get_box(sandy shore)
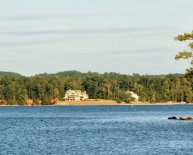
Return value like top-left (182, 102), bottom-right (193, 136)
top-left (55, 100), bottom-right (189, 106)
top-left (0, 100), bottom-right (190, 106)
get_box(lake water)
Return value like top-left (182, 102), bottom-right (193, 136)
top-left (0, 105), bottom-right (193, 155)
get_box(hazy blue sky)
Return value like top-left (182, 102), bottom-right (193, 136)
top-left (0, 0), bottom-right (193, 75)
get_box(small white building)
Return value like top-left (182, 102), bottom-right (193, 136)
top-left (64, 90), bottom-right (89, 101)
top-left (127, 91), bottom-right (139, 101)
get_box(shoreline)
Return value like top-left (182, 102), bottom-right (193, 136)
top-left (55, 100), bottom-right (190, 106)
top-left (0, 102), bottom-right (190, 107)
top-left (55, 103), bottom-right (190, 106)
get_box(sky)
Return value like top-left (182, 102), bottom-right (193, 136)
top-left (0, 0), bottom-right (193, 76)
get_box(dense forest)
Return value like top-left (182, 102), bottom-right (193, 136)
top-left (0, 70), bottom-right (192, 105)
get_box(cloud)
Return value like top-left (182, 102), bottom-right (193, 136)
top-left (1, 13), bottom-right (109, 21)
top-left (0, 40), bottom-right (55, 48)
top-left (1, 26), bottom-right (175, 36)
top-left (107, 47), bottom-right (171, 55)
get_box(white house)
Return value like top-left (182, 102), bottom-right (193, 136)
top-left (64, 90), bottom-right (89, 101)
top-left (127, 91), bottom-right (139, 101)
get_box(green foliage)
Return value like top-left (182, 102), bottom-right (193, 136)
top-left (0, 71), bottom-right (22, 78)
top-left (0, 71), bottom-right (192, 104)
top-left (115, 90), bottom-right (131, 103)
top-left (175, 31), bottom-right (193, 75)
top-left (175, 32), bottom-right (193, 41)
top-left (175, 51), bottom-right (193, 60)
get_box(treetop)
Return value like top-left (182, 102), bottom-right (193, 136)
top-left (175, 31), bottom-right (193, 41)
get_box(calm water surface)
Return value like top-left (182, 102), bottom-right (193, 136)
top-left (0, 105), bottom-right (193, 155)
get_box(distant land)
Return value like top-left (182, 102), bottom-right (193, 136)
top-left (0, 70), bottom-right (191, 106)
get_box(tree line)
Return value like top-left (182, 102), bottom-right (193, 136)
top-left (0, 70), bottom-right (192, 105)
